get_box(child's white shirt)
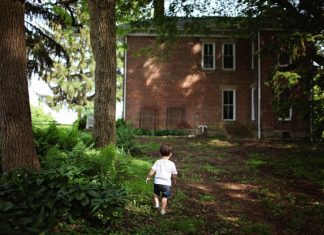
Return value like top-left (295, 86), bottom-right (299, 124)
top-left (152, 159), bottom-right (177, 186)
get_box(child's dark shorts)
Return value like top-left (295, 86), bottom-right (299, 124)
top-left (154, 184), bottom-right (172, 198)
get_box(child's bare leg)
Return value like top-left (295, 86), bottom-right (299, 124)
top-left (161, 197), bottom-right (168, 214)
top-left (153, 193), bottom-right (160, 208)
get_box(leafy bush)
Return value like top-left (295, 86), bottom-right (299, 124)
top-left (74, 115), bottom-right (87, 130)
top-left (0, 145), bottom-right (129, 233)
top-left (31, 106), bottom-right (55, 126)
top-left (116, 119), bottom-right (137, 153)
top-left (33, 123), bottom-right (94, 156)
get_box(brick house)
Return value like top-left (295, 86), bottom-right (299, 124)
top-left (123, 18), bottom-right (309, 138)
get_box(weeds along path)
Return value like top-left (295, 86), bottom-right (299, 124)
top-left (123, 136), bottom-right (324, 234)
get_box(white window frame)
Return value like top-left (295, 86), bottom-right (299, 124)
top-left (278, 90), bottom-right (293, 121)
top-left (278, 108), bottom-right (292, 121)
top-left (202, 42), bottom-right (216, 70)
top-left (222, 89), bottom-right (236, 121)
top-left (222, 43), bottom-right (236, 70)
top-left (251, 88), bottom-right (256, 121)
top-left (278, 106), bottom-right (293, 121)
top-left (278, 46), bottom-right (292, 67)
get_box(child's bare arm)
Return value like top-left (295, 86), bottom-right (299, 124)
top-left (146, 169), bottom-right (156, 183)
top-left (172, 174), bottom-right (177, 185)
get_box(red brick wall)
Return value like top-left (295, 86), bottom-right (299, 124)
top-left (125, 34), bottom-right (309, 136)
top-left (259, 32), bottom-right (309, 135)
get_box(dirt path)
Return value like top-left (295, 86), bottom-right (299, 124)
top-left (129, 136), bottom-right (324, 234)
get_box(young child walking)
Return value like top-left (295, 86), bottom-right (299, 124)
top-left (146, 144), bottom-right (177, 215)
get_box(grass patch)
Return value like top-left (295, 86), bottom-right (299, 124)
top-left (136, 141), bottom-right (160, 152)
top-left (134, 217), bottom-right (203, 235)
top-left (201, 163), bottom-right (224, 175)
top-left (199, 194), bottom-right (215, 202)
top-left (242, 222), bottom-right (272, 235)
top-left (270, 153), bottom-right (324, 187)
top-left (245, 153), bottom-right (267, 169)
top-left (215, 152), bottom-right (230, 158)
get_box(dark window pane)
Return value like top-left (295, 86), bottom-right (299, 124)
top-left (223, 106), bottom-right (229, 119)
top-left (203, 43), bottom-right (214, 68)
top-left (204, 55), bottom-right (213, 68)
top-left (224, 91), bottom-right (228, 104)
top-left (224, 44), bottom-right (233, 55)
top-left (223, 90), bottom-right (234, 120)
top-left (228, 91), bottom-right (233, 104)
top-left (228, 106), bottom-right (233, 119)
top-left (224, 56), bottom-right (233, 69)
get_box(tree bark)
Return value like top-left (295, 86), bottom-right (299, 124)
top-left (0, 0), bottom-right (40, 172)
top-left (154, 0), bottom-right (164, 21)
top-left (87, 0), bottom-right (116, 147)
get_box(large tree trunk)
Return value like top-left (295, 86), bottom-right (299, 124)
top-left (0, 0), bottom-right (40, 172)
top-left (87, 0), bottom-right (116, 147)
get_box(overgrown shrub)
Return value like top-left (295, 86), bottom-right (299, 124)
top-left (0, 145), bottom-right (129, 233)
top-left (74, 115), bottom-right (87, 130)
top-left (116, 119), bottom-right (137, 153)
top-left (33, 123), bottom-right (94, 156)
top-left (31, 106), bottom-right (55, 126)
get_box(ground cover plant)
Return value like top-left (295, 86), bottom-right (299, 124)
top-left (0, 123), bottom-right (130, 234)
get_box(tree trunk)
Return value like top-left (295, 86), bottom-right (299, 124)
top-left (87, 0), bottom-right (116, 147)
top-left (0, 0), bottom-right (40, 172)
top-left (154, 0), bottom-right (164, 21)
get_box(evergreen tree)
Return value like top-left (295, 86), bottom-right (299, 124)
top-left (38, 3), bottom-right (95, 118)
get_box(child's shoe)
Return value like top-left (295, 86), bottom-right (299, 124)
top-left (161, 209), bottom-right (166, 215)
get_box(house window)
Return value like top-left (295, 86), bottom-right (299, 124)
top-left (223, 43), bottom-right (235, 70)
top-left (278, 90), bottom-right (293, 121)
top-left (278, 47), bottom-right (292, 67)
top-left (222, 89), bottom-right (236, 121)
top-left (202, 42), bottom-right (215, 69)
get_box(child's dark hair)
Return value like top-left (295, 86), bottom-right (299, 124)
top-left (160, 144), bottom-right (173, 157)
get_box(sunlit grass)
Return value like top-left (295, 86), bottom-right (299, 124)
top-left (208, 138), bottom-right (235, 147)
top-left (201, 163), bottom-right (224, 175)
top-left (199, 193), bottom-right (215, 202)
top-left (245, 153), bottom-right (267, 169)
top-left (136, 141), bottom-right (160, 152)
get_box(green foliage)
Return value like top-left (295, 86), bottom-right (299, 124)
top-left (31, 106), bottom-right (55, 126)
top-left (0, 144), bottom-right (129, 233)
top-left (242, 223), bottom-right (272, 235)
top-left (38, 3), bottom-right (95, 115)
top-left (245, 153), bottom-right (267, 169)
top-left (75, 114), bottom-right (87, 130)
top-left (116, 119), bottom-right (138, 153)
top-left (33, 122), bottom-right (94, 156)
top-left (134, 217), bottom-right (203, 235)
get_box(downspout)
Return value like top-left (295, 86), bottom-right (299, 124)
top-left (123, 36), bottom-right (127, 120)
top-left (310, 75), bottom-right (314, 142)
top-left (257, 31), bottom-right (262, 139)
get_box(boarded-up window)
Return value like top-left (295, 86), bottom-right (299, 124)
top-left (140, 108), bottom-right (156, 130)
top-left (167, 108), bottom-right (184, 129)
